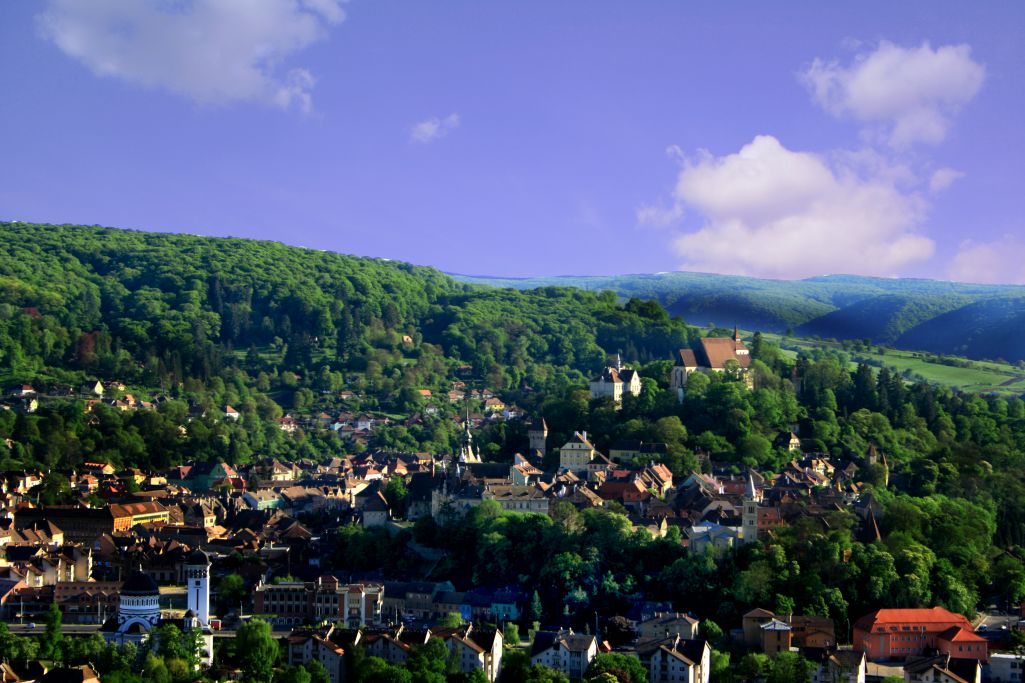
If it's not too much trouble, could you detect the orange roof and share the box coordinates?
[937,626,987,643]
[854,607,971,631]
[700,338,751,370]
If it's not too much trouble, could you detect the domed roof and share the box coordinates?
[186,548,210,565]
[121,570,159,596]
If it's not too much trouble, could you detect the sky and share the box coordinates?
[1,1,1023,283]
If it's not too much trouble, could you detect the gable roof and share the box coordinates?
[699,338,751,370]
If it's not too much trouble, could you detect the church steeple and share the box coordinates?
[459,409,481,463]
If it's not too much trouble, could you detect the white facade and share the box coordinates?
[185,551,211,626]
[986,653,1024,683]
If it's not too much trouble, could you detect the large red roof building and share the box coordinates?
[852,607,987,662]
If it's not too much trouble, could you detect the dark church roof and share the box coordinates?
[121,571,159,596]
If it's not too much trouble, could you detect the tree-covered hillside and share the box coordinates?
[453,272,1025,362]
[0,222,694,468]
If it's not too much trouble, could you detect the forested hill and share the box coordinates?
[452,271,1025,363]
[0,222,692,395]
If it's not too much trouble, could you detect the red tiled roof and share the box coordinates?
[677,349,698,367]
[937,626,987,643]
[854,607,971,631]
[699,338,751,369]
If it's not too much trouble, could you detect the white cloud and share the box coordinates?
[929,167,965,193]
[801,41,985,148]
[948,237,1025,284]
[666,135,933,279]
[636,202,684,228]
[410,113,461,144]
[38,0,346,112]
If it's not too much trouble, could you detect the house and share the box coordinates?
[483,484,549,514]
[742,608,776,647]
[637,613,700,641]
[852,607,984,662]
[759,619,793,654]
[440,625,504,682]
[636,636,711,683]
[670,328,752,395]
[559,431,600,476]
[609,440,668,463]
[903,653,981,682]
[531,630,597,680]
[985,652,1025,683]
[224,405,240,421]
[109,502,170,531]
[286,625,352,683]
[589,355,642,404]
[805,649,866,683]
[775,431,802,452]
[686,522,741,556]
[361,492,391,528]
[789,614,837,649]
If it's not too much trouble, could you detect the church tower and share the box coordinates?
[185,549,210,626]
[741,473,761,545]
[458,411,481,464]
[528,416,548,458]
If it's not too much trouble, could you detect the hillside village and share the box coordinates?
[2,336,1022,683]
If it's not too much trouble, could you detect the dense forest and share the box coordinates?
[453,271,1025,363]
[0,222,691,469]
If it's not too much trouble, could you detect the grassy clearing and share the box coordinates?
[760,333,1025,397]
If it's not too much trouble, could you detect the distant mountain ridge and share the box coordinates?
[451,272,1025,363]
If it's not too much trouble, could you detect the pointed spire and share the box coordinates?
[733,324,741,342]
[746,471,758,499]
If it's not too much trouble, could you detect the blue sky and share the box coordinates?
[1,1,1023,282]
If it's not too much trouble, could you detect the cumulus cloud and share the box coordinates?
[948,237,1025,284]
[37,0,346,112]
[666,135,933,279]
[410,113,461,144]
[929,167,965,193]
[801,41,985,148]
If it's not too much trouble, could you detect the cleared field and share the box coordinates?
[761,333,1025,397]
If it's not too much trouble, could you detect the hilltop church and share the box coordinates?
[671,327,753,396]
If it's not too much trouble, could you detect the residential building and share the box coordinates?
[531,630,597,680]
[902,653,981,682]
[806,649,866,683]
[589,355,642,404]
[637,613,700,641]
[559,432,599,476]
[253,577,384,628]
[109,502,170,531]
[636,636,711,683]
[986,652,1025,683]
[440,625,504,682]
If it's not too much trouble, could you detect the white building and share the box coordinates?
[530,630,597,680]
[589,355,642,404]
